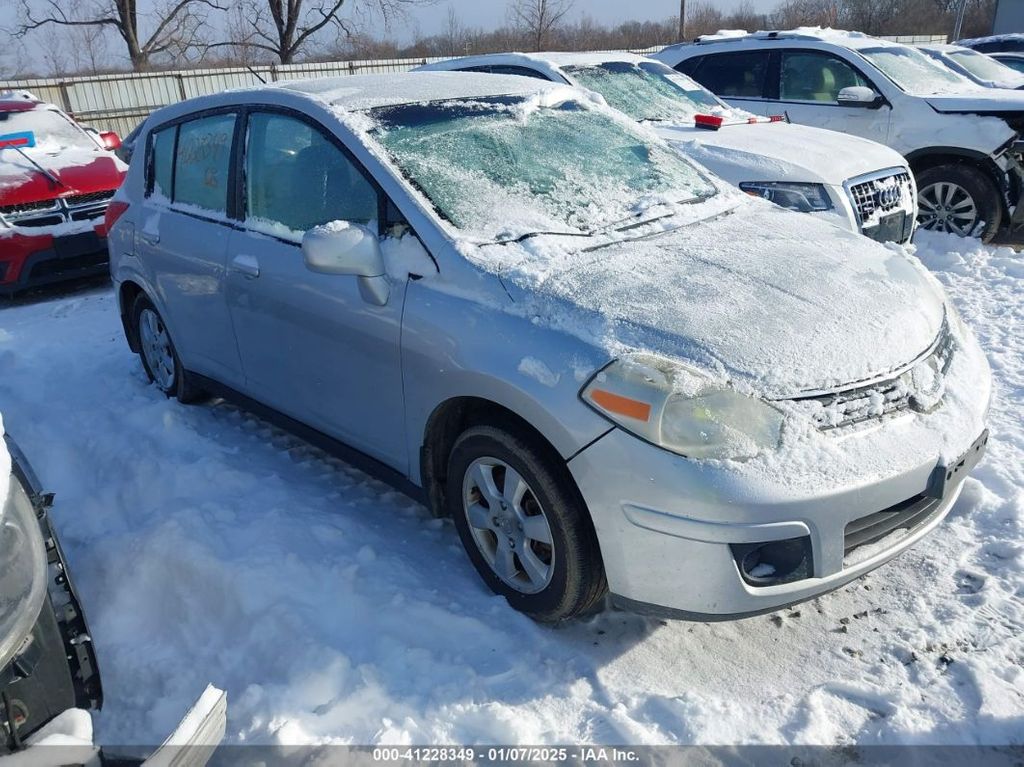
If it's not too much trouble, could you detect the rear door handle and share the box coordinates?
[231,254,260,279]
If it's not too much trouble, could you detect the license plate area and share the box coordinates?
[927,429,989,499]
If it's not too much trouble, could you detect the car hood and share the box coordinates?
[0,148,126,208]
[925,89,1024,113]
[486,200,945,398]
[655,120,906,185]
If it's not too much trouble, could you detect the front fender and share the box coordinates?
[401,278,613,485]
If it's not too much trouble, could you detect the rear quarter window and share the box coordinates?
[692,51,771,98]
[148,126,175,198]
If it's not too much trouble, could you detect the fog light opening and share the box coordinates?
[731,537,812,587]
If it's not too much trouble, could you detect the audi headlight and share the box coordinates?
[581,356,784,460]
[739,181,833,213]
[0,470,48,672]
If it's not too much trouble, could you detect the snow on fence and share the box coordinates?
[0,39,941,137]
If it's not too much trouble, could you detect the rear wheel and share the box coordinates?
[131,294,204,403]
[446,424,607,622]
[916,164,1002,242]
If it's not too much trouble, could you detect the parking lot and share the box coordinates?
[0,230,1020,745]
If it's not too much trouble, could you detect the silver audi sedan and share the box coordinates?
[106,72,991,622]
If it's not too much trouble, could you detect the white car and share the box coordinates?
[655,27,1024,241]
[918,43,1024,90]
[419,52,917,243]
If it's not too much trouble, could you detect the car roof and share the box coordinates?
[271,71,560,111]
[661,26,903,54]
[420,51,653,73]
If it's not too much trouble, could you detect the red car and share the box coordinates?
[0,92,127,295]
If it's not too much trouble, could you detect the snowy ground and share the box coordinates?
[0,230,1021,746]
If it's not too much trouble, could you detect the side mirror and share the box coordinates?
[302,222,389,305]
[837,86,884,109]
[99,130,122,150]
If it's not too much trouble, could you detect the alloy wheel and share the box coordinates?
[461,457,555,594]
[138,308,176,391]
[917,181,980,236]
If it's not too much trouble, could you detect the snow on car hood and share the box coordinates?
[656,121,907,185]
[925,89,1024,113]
[0,147,126,207]
[479,198,945,398]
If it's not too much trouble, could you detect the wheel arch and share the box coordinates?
[906,147,1008,203]
[419,395,597,522]
[118,279,146,353]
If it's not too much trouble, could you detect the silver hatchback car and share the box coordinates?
[107,73,991,622]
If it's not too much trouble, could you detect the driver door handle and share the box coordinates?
[231,254,260,279]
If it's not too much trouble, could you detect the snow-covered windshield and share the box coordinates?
[948,48,1024,87]
[369,95,716,239]
[0,108,98,153]
[860,46,979,95]
[562,61,724,123]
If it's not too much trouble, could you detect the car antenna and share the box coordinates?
[247,66,267,84]
[3,144,65,188]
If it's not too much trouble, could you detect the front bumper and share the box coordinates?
[1,438,101,750]
[568,330,990,619]
[0,228,109,296]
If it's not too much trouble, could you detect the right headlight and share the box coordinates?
[0,471,48,672]
[581,355,784,460]
[738,181,833,213]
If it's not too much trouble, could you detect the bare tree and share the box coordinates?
[222,0,427,64]
[17,0,225,70]
[509,0,575,51]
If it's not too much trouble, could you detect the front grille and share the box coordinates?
[794,318,955,431]
[0,198,58,216]
[844,493,942,558]
[0,190,114,227]
[65,190,114,207]
[848,171,914,225]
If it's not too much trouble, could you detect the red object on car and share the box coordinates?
[0,92,127,295]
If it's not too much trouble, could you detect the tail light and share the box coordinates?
[101,200,130,236]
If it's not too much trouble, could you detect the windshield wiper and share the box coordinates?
[496,229,592,245]
[1,146,64,189]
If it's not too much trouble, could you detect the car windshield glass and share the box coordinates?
[562,61,724,123]
[860,45,978,95]
[948,48,1024,85]
[0,108,97,153]
[369,95,716,239]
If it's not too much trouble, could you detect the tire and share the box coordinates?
[446,423,607,622]
[916,163,1002,242]
[130,294,205,403]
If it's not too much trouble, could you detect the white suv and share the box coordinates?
[655,28,1024,241]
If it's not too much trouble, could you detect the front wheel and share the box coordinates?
[130,294,205,403]
[916,164,1002,242]
[446,423,607,622]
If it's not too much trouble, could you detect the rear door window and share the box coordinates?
[780,51,870,102]
[244,111,378,235]
[173,113,236,214]
[691,51,771,97]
